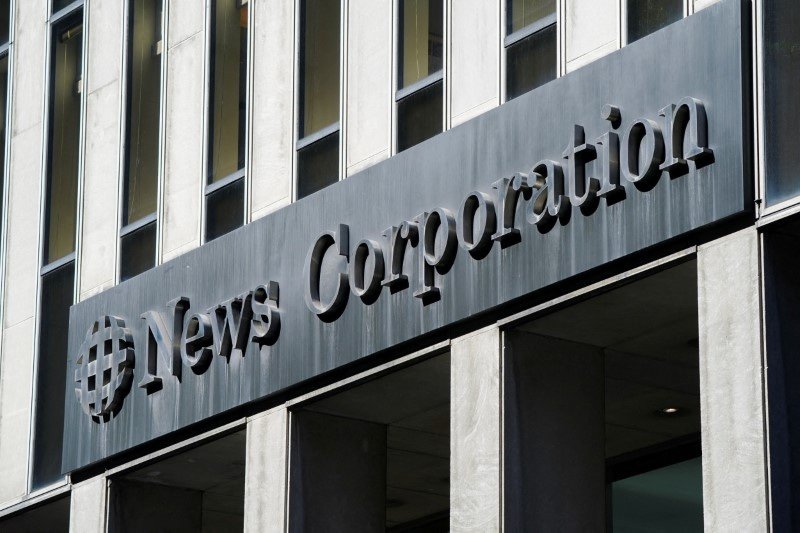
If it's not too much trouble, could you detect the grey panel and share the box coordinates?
[63,0,751,472]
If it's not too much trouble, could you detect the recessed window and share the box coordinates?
[33,3,84,491]
[396,0,443,152]
[121,0,162,280]
[626,0,683,44]
[205,0,247,241]
[297,0,340,199]
[505,0,556,101]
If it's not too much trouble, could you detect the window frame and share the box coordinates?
[201,0,250,244]
[501,0,558,103]
[293,0,343,201]
[29,0,86,494]
[0,0,14,391]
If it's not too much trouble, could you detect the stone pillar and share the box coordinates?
[288,410,386,532]
[161,0,206,261]
[503,331,605,530]
[78,0,125,300]
[450,326,501,532]
[250,0,294,220]
[0,0,48,506]
[697,228,768,531]
[70,476,108,533]
[344,0,392,176]
[244,407,289,533]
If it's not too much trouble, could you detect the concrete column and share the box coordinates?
[0,0,48,505]
[565,0,619,72]
[449,0,500,127]
[249,0,294,220]
[70,476,108,533]
[288,410,386,532]
[450,326,501,532]
[161,0,206,262]
[344,0,391,176]
[697,228,768,531]
[78,0,124,300]
[244,407,288,533]
[503,331,605,530]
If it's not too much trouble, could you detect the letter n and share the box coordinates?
[138,297,189,393]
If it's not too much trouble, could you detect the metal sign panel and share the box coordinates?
[63,0,751,472]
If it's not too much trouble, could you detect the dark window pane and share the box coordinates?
[399,0,443,88]
[0,55,8,241]
[297,132,338,199]
[45,14,82,264]
[32,261,75,489]
[120,221,156,281]
[0,0,10,45]
[612,457,703,531]
[506,24,555,100]
[397,79,442,152]
[764,0,800,205]
[209,0,247,183]
[508,0,555,34]
[52,0,76,15]
[300,0,340,137]
[124,0,162,225]
[206,178,244,242]
[627,0,683,44]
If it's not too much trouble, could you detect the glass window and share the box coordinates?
[506,24,556,100]
[297,131,338,199]
[120,220,156,281]
[32,261,75,488]
[0,0,9,45]
[0,56,8,241]
[204,0,247,241]
[626,0,683,44]
[52,0,76,15]
[297,0,340,198]
[397,79,442,152]
[508,0,555,34]
[206,179,244,242]
[504,0,556,101]
[764,0,800,206]
[399,0,442,89]
[396,0,443,153]
[124,0,162,226]
[209,0,247,183]
[44,14,83,264]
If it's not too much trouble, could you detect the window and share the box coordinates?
[33,2,84,490]
[0,0,10,243]
[297,0,340,199]
[206,0,248,242]
[505,0,556,101]
[626,0,683,44]
[396,0,443,152]
[120,0,162,281]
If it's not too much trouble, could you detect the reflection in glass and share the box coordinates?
[206,179,244,242]
[764,0,800,205]
[32,261,75,489]
[506,24,556,100]
[300,0,340,137]
[44,15,83,264]
[508,0,555,34]
[209,0,247,183]
[397,80,442,152]
[120,221,156,281]
[612,457,703,531]
[124,0,162,226]
[298,131,338,199]
[399,0,443,88]
[627,0,683,44]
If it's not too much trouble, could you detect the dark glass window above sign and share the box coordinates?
[505,0,556,101]
[626,0,683,44]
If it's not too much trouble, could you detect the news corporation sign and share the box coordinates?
[63,0,751,472]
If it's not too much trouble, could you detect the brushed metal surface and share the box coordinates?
[63,0,751,473]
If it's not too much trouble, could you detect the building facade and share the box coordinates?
[0,0,796,530]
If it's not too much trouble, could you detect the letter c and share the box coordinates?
[304,224,350,322]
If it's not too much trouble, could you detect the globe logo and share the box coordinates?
[74,316,135,422]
